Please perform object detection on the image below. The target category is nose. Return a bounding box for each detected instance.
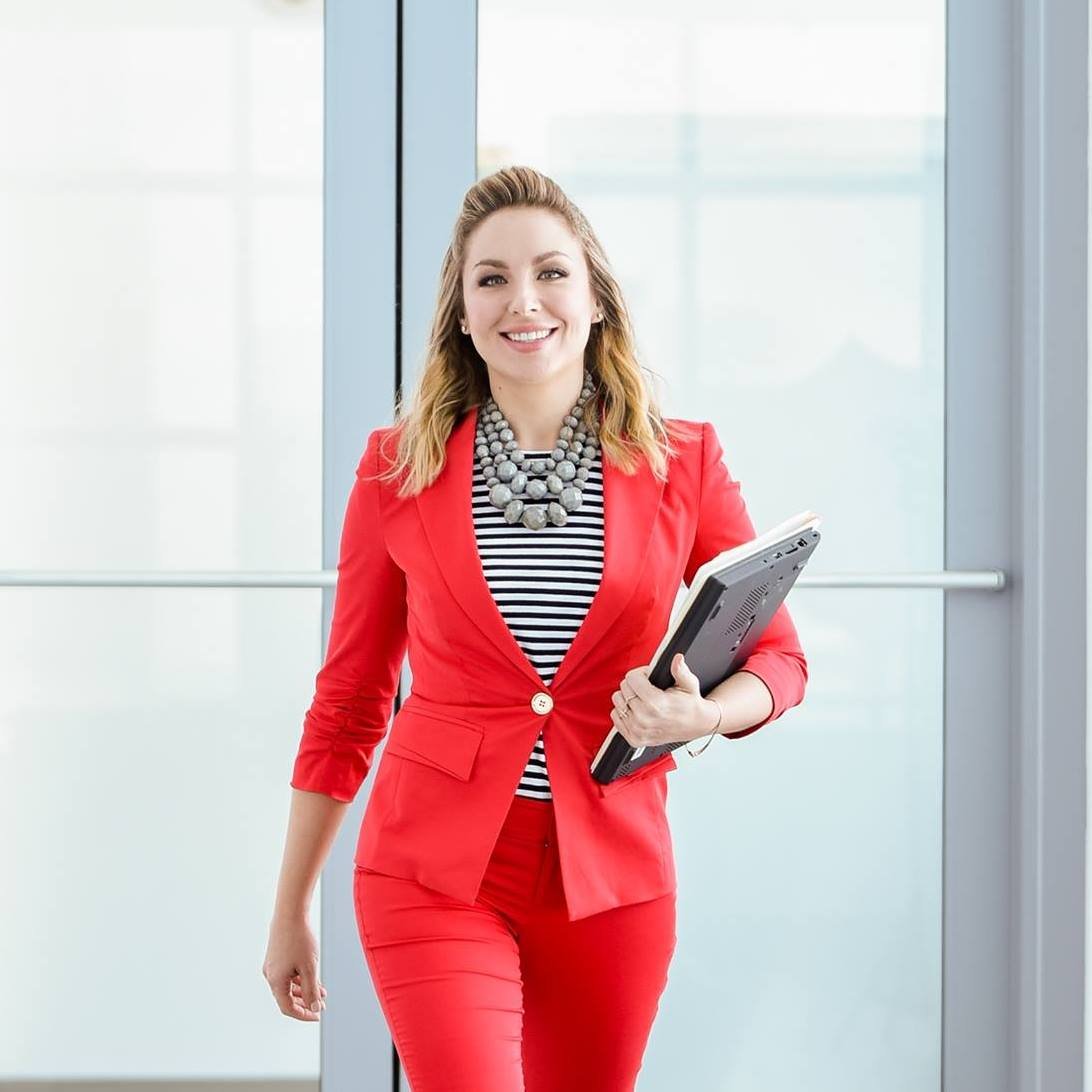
[507,275,542,316]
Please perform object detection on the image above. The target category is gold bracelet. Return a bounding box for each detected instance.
[685,697,722,757]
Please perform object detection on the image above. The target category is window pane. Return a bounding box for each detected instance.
[1,588,324,1076]
[0,1,324,572]
[0,0,324,1079]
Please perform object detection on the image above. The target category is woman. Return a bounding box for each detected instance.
[262,165,808,1091]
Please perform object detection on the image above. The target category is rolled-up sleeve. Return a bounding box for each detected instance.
[681,420,808,739]
[289,428,409,801]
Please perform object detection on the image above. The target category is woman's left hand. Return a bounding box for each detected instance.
[609,652,719,747]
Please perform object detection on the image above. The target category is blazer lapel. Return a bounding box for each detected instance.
[415,404,667,693]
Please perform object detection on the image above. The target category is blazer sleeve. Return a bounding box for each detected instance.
[289,427,409,801]
[681,420,808,739]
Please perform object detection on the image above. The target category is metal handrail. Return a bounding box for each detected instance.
[0,569,1007,590]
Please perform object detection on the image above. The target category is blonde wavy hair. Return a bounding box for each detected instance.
[373,165,686,497]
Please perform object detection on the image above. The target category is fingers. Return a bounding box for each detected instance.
[297,974,325,1013]
[293,974,327,1014]
[291,979,328,999]
[270,977,318,1021]
[609,704,637,746]
[622,664,658,699]
[265,968,327,1022]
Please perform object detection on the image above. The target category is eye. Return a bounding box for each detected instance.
[477,267,569,288]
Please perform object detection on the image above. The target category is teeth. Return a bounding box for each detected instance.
[504,328,553,342]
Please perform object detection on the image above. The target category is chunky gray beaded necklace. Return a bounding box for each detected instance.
[476,368,600,531]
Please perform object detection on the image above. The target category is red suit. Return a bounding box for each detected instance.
[290,405,808,922]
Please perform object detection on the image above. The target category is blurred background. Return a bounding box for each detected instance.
[1,1,1085,1090]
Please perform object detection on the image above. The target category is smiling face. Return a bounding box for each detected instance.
[460,206,601,390]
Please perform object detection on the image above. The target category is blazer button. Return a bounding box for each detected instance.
[530,691,553,715]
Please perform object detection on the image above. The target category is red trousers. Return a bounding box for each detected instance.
[353,792,677,1091]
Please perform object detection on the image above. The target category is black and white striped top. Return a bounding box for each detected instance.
[472,446,605,800]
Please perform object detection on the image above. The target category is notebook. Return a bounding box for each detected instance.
[590,510,822,785]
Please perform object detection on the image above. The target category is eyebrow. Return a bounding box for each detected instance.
[472,250,571,270]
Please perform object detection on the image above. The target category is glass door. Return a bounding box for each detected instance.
[472,3,948,1086]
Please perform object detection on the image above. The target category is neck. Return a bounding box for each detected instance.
[488,368,588,451]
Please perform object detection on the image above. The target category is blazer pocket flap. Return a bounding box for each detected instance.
[598,750,678,796]
[384,708,484,781]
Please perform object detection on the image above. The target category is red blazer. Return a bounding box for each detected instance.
[290,405,808,921]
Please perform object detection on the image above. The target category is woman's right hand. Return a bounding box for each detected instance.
[262,913,328,1021]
